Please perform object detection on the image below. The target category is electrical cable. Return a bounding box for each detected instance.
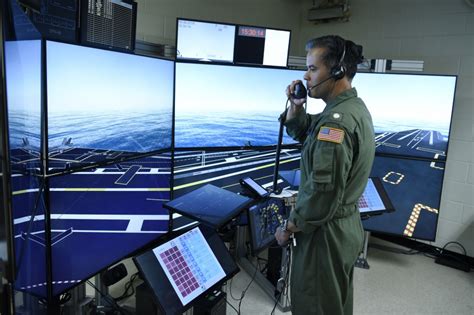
[441,241,467,256]
[439,241,472,271]
[226,298,239,314]
[114,272,140,302]
[369,240,472,271]
[228,277,241,301]
[237,259,260,315]
[86,280,131,315]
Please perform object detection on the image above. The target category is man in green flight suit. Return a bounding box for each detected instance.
[274,35,375,315]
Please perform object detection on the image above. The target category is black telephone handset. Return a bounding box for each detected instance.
[291,82,307,99]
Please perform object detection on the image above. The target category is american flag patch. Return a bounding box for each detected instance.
[317,126,344,144]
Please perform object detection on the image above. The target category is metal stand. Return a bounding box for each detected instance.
[235,226,291,312]
[61,283,94,315]
[0,280,14,315]
[94,272,116,313]
[272,107,289,193]
[355,231,371,269]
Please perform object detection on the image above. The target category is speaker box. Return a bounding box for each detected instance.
[80,0,137,51]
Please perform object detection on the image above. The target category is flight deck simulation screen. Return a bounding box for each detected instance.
[354,73,456,161]
[175,64,456,159]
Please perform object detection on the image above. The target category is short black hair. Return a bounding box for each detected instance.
[305,35,364,79]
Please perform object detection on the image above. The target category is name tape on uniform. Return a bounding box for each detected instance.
[317,126,344,144]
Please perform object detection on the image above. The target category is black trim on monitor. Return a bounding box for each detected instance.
[170,50,177,202]
[233,22,291,68]
[0,1,16,282]
[175,17,291,69]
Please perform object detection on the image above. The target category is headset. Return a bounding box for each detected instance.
[330,41,346,81]
[291,40,347,99]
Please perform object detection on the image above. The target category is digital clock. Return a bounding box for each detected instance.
[238,26,266,38]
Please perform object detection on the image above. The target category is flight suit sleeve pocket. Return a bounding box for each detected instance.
[311,146,335,192]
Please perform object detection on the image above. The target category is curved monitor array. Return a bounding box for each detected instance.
[4,30,457,299]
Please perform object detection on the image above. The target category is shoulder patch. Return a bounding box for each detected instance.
[317,126,344,144]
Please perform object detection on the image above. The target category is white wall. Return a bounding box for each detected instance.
[135,0,303,55]
[135,0,474,256]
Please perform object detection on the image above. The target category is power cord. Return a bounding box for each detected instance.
[86,280,131,315]
[226,298,239,314]
[369,240,472,271]
[237,259,260,314]
[114,272,140,302]
[437,241,472,271]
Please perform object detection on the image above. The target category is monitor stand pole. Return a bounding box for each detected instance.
[272,108,288,194]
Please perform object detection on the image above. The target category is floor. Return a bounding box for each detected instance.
[91,236,474,315]
[221,237,474,315]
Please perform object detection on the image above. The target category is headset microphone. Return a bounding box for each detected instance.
[291,74,337,99]
[307,75,337,92]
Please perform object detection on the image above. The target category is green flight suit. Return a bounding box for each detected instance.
[285,88,375,315]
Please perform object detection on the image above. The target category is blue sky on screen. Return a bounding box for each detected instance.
[5,40,41,113]
[354,73,456,127]
[175,63,305,112]
[47,41,174,113]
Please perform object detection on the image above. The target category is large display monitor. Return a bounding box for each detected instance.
[46,40,174,173]
[174,62,308,149]
[363,155,445,241]
[176,19,235,63]
[355,73,456,161]
[11,154,171,297]
[175,65,456,158]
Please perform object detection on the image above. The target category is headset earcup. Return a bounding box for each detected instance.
[331,66,345,80]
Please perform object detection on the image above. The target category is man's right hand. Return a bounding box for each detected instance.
[285,80,306,121]
[286,80,307,107]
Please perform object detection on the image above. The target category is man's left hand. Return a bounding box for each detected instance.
[274,226,291,246]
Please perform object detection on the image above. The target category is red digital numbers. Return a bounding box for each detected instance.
[239,26,265,38]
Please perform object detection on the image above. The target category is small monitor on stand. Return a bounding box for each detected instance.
[134,225,239,315]
[164,184,253,229]
[358,177,395,218]
[247,198,288,255]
